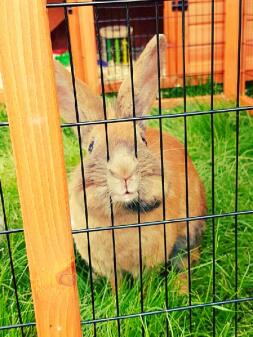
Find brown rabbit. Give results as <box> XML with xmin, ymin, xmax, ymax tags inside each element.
<box><xmin>54</xmin><ymin>35</ymin><xmax>206</xmax><ymax>290</ymax></box>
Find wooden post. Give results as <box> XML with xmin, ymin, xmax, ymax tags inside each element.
<box><xmin>176</xmin><ymin>7</ymin><xmax>189</xmax><ymax>86</ymax></box>
<box><xmin>47</xmin><ymin>7</ymin><xmax>64</xmax><ymax>32</ymax></box>
<box><xmin>0</xmin><ymin>90</ymin><xmax>4</xmax><ymax>104</ymax></box>
<box><xmin>163</xmin><ymin>1</ymin><xmax>178</xmax><ymax>86</ymax></box>
<box><xmin>78</xmin><ymin>0</ymin><xmax>100</xmax><ymax>94</ymax></box>
<box><xmin>65</xmin><ymin>0</ymin><xmax>99</xmax><ymax>93</ymax></box>
<box><xmin>224</xmin><ymin>0</ymin><xmax>244</xmax><ymax>97</ymax></box>
<box><xmin>67</xmin><ymin>3</ymin><xmax>86</xmax><ymax>82</ymax></box>
<box><xmin>0</xmin><ymin>57</ymin><xmax>5</xmax><ymax>104</ymax></box>
<box><xmin>163</xmin><ymin>2</ymin><xmax>189</xmax><ymax>88</ymax></box>
<box><xmin>0</xmin><ymin>2</ymin><xmax>82</xmax><ymax>337</ymax></box>
<box><xmin>240</xmin><ymin>0</ymin><xmax>246</xmax><ymax>95</ymax></box>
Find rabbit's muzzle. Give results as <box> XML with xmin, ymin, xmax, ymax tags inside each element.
<box><xmin>107</xmin><ymin>148</ymin><xmax>140</xmax><ymax>203</ymax></box>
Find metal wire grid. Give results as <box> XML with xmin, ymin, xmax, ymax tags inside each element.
<box><xmin>0</xmin><ymin>0</ymin><xmax>252</xmax><ymax>336</ymax></box>
<box><xmin>93</xmin><ymin>1</ymin><xmax>225</xmax><ymax>90</ymax></box>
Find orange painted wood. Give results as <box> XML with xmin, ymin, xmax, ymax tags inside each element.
<box><xmin>78</xmin><ymin>0</ymin><xmax>99</xmax><ymax>94</ymax></box>
<box><xmin>240</xmin><ymin>95</ymin><xmax>253</xmax><ymax>116</ymax></box>
<box><xmin>240</xmin><ymin>0</ymin><xmax>249</xmax><ymax>93</ymax></box>
<box><xmin>0</xmin><ymin>90</ymin><xmax>4</xmax><ymax>103</ymax></box>
<box><xmin>224</xmin><ymin>0</ymin><xmax>242</xmax><ymax>97</ymax></box>
<box><xmin>175</xmin><ymin>9</ymin><xmax>187</xmax><ymax>78</ymax></box>
<box><xmin>0</xmin><ymin>2</ymin><xmax>82</xmax><ymax>337</ymax></box>
<box><xmin>101</xmin><ymin>75</ymin><xmax>184</xmax><ymax>94</ymax></box>
<box><xmin>0</xmin><ymin>91</ymin><xmax>4</xmax><ymax>103</ymax></box>
<box><xmin>187</xmin><ymin>45</ymin><xmax>224</xmax><ymax>74</ymax></box>
<box><xmin>188</xmin><ymin>22</ymin><xmax>224</xmax><ymax>45</ymax></box>
<box><xmin>0</xmin><ymin>57</ymin><xmax>4</xmax><ymax>103</ymax></box>
<box><xmin>67</xmin><ymin>3</ymin><xmax>86</xmax><ymax>82</ymax></box>
<box><xmin>47</xmin><ymin>7</ymin><xmax>64</xmax><ymax>32</ymax></box>
<box><xmin>153</xmin><ymin>94</ymin><xmax>225</xmax><ymax>109</ymax></box>
<box><xmin>186</xmin><ymin>0</ymin><xmax>225</xmax><ymax>82</ymax></box>
<box><xmin>101</xmin><ymin>72</ymin><xmax>224</xmax><ymax>94</ymax></box>
<box><xmin>163</xmin><ymin>1</ymin><xmax>178</xmax><ymax>81</ymax></box>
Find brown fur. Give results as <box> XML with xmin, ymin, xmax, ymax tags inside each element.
<box><xmin>54</xmin><ymin>35</ymin><xmax>206</xmax><ymax>290</ymax></box>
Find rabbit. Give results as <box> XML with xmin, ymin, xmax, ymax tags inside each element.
<box><xmin>54</xmin><ymin>34</ymin><xmax>206</xmax><ymax>291</ymax></box>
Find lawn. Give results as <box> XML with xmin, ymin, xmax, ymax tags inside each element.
<box><xmin>0</xmin><ymin>95</ymin><xmax>253</xmax><ymax>337</ymax></box>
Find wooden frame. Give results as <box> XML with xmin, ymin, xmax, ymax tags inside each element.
<box><xmin>67</xmin><ymin>0</ymin><xmax>99</xmax><ymax>94</ymax></box>
<box><xmin>1</xmin><ymin>0</ymin><xmax>253</xmax><ymax>103</ymax></box>
<box><xmin>0</xmin><ymin>1</ymin><xmax>82</xmax><ymax>336</ymax></box>
<box><xmin>224</xmin><ymin>0</ymin><xmax>244</xmax><ymax>97</ymax></box>
<box><xmin>0</xmin><ymin>1</ymin><xmax>253</xmax><ymax>334</ymax></box>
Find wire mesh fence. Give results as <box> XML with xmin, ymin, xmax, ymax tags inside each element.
<box><xmin>1</xmin><ymin>0</ymin><xmax>253</xmax><ymax>336</ymax></box>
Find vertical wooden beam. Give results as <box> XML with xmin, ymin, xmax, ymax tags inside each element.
<box><xmin>163</xmin><ymin>1</ymin><xmax>178</xmax><ymax>86</ymax></box>
<box><xmin>240</xmin><ymin>0</ymin><xmax>246</xmax><ymax>94</ymax></box>
<box><xmin>240</xmin><ymin>95</ymin><xmax>253</xmax><ymax>116</ymax></box>
<box><xmin>78</xmin><ymin>0</ymin><xmax>100</xmax><ymax>94</ymax></box>
<box><xmin>0</xmin><ymin>90</ymin><xmax>4</xmax><ymax>104</ymax></box>
<box><xmin>0</xmin><ymin>2</ymin><xmax>82</xmax><ymax>337</ymax></box>
<box><xmin>47</xmin><ymin>7</ymin><xmax>64</xmax><ymax>32</ymax></box>
<box><xmin>0</xmin><ymin>91</ymin><xmax>4</xmax><ymax>105</ymax></box>
<box><xmin>224</xmin><ymin>0</ymin><xmax>244</xmax><ymax>97</ymax></box>
<box><xmin>67</xmin><ymin>3</ymin><xmax>86</xmax><ymax>82</ymax></box>
<box><xmin>0</xmin><ymin>57</ymin><xmax>5</xmax><ymax>104</ymax></box>
<box><xmin>176</xmin><ymin>7</ymin><xmax>189</xmax><ymax>85</ymax></box>
<box><xmin>163</xmin><ymin>3</ymin><xmax>189</xmax><ymax>88</ymax></box>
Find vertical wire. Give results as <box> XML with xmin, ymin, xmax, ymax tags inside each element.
<box><xmin>181</xmin><ymin>0</ymin><xmax>192</xmax><ymax>332</ymax></box>
<box><xmin>155</xmin><ymin>3</ymin><xmax>169</xmax><ymax>337</ymax></box>
<box><xmin>235</xmin><ymin>0</ymin><xmax>243</xmax><ymax>335</ymax></box>
<box><xmin>118</xmin><ymin>20</ymin><xmax>123</xmax><ymax>81</ymax></box>
<box><xmin>63</xmin><ymin>7</ymin><xmax>97</xmax><ymax>336</ymax></box>
<box><xmin>0</xmin><ymin>181</ymin><xmax>25</xmax><ymax>337</ymax></box>
<box><xmin>210</xmin><ymin>0</ymin><xmax>216</xmax><ymax>336</ymax></box>
<box><xmin>125</xmin><ymin>4</ymin><xmax>145</xmax><ymax>336</ymax></box>
<box><xmin>94</xmin><ymin>6</ymin><xmax>121</xmax><ymax>337</ymax></box>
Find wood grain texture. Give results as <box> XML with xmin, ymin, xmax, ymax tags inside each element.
<box><xmin>67</xmin><ymin>2</ymin><xmax>86</xmax><ymax>82</ymax></box>
<box><xmin>0</xmin><ymin>2</ymin><xmax>82</xmax><ymax>337</ymax></box>
<box><xmin>224</xmin><ymin>0</ymin><xmax>242</xmax><ymax>97</ymax></box>
<box><xmin>78</xmin><ymin>0</ymin><xmax>99</xmax><ymax>94</ymax></box>
<box><xmin>0</xmin><ymin>57</ymin><xmax>5</xmax><ymax>103</ymax></box>
<box><xmin>241</xmin><ymin>95</ymin><xmax>253</xmax><ymax>116</ymax></box>
<box><xmin>47</xmin><ymin>7</ymin><xmax>64</xmax><ymax>32</ymax></box>
<box><xmin>0</xmin><ymin>89</ymin><xmax>4</xmax><ymax>104</ymax></box>
<box><xmin>163</xmin><ymin>1</ymin><xmax>178</xmax><ymax>80</ymax></box>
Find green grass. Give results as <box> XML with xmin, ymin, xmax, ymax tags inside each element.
<box><xmin>1</xmin><ymin>97</ymin><xmax>253</xmax><ymax>337</ymax></box>
<box><xmin>161</xmin><ymin>77</ymin><xmax>223</xmax><ymax>99</ymax></box>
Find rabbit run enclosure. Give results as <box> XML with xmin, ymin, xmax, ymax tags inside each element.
<box><xmin>1</xmin><ymin>1</ymin><xmax>253</xmax><ymax>337</ymax></box>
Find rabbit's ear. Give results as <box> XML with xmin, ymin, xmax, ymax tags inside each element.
<box><xmin>54</xmin><ymin>60</ymin><xmax>104</xmax><ymax>124</ymax></box>
<box><xmin>116</xmin><ymin>34</ymin><xmax>167</xmax><ymax>118</ymax></box>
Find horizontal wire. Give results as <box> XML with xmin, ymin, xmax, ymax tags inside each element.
<box><xmin>1</xmin><ymin>209</ymin><xmax>253</xmax><ymax>236</ymax></box>
<box><xmin>81</xmin><ymin>296</ymin><xmax>253</xmax><ymax>325</ymax></box>
<box><xmin>2</xmin><ymin>296</ymin><xmax>253</xmax><ymax>331</ymax></box>
<box><xmin>47</xmin><ymin>0</ymin><xmax>165</xmax><ymax>9</ymax></box>
<box><xmin>0</xmin><ymin>322</ymin><xmax>36</xmax><ymax>331</ymax></box>
<box><xmin>71</xmin><ymin>209</ymin><xmax>253</xmax><ymax>234</ymax></box>
<box><xmin>1</xmin><ymin>104</ymin><xmax>252</xmax><ymax>129</ymax></box>
<box><xmin>47</xmin><ymin>0</ymin><xmax>212</xmax><ymax>7</ymax></box>
<box><xmin>97</xmin><ymin>16</ymin><xmax>164</xmax><ymax>23</ymax></box>
<box><xmin>60</xmin><ymin>105</ymin><xmax>253</xmax><ymax>128</ymax></box>
<box><xmin>0</xmin><ymin>228</ymin><xmax>23</xmax><ymax>235</ymax></box>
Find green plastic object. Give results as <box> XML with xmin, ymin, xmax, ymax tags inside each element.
<box><xmin>55</xmin><ymin>52</ymin><xmax>70</xmax><ymax>67</ymax></box>
<box><xmin>114</xmin><ymin>38</ymin><xmax>121</xmax><ymax>64</ymax></box>
<box><xmin>106</xmin><ymin>39</ymin><xmax>113</xmax><ymax>62</ymax></box>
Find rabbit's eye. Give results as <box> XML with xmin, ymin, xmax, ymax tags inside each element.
<box><xmin>141</xmin><ymin>136</ymin><xmax>147</xmax><ymax>146</ymax></box>
<box><xmin>88</xmin><ymin>140</ymin><xmax>95</xmax><ymax>153</ymax></box>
